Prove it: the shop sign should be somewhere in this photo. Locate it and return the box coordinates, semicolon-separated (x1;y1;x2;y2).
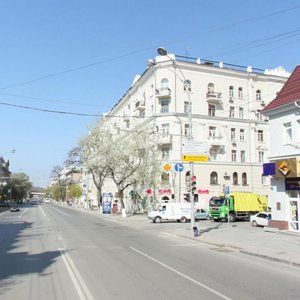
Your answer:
285;177;300;190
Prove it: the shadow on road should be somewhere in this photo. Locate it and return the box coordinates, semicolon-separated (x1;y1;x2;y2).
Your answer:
0;221;62;295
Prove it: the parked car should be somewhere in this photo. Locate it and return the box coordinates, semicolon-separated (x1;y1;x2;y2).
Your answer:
250;212;271;227
10;205;20;212
195;209;211;220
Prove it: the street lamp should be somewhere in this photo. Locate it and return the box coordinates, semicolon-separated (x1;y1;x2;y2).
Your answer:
157;47;196;235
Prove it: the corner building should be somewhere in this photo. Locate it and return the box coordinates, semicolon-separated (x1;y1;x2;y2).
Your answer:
99;53;288;209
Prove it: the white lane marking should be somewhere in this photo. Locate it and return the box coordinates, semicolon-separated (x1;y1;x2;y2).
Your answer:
39;205;47;217
50;205;72;217
130;247;232;300
59;248;95;300
18;208;27;219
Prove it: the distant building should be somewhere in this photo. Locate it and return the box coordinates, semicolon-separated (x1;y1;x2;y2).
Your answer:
92;52;288;210
262;65;300;232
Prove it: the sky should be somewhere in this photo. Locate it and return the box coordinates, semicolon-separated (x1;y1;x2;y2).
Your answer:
1;0;300;187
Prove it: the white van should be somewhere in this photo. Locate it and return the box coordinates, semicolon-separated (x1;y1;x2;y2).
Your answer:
148;202;195;223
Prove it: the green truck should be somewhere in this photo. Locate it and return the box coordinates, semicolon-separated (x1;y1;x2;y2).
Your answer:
209;192;268;222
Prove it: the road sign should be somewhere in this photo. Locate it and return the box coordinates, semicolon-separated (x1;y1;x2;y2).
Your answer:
182;155;209;162
174;163;184;172
163;163;171;173
224;185;230;196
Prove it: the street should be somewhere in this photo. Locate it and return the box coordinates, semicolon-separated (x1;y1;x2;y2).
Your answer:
1;203;300;300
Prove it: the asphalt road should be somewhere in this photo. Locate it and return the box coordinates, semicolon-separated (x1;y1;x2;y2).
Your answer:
1;203;300;300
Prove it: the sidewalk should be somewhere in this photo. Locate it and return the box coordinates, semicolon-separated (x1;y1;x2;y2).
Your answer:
99;211;300;268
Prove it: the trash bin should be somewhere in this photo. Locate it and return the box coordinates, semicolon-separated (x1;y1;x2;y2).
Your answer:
193;226;199;237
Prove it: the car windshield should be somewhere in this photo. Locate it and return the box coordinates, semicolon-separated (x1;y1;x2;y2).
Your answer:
209;197;226;206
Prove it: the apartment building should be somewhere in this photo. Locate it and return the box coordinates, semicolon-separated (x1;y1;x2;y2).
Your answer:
262;65;300;232
97;52;288;209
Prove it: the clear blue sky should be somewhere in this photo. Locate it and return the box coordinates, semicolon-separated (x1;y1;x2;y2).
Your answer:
1;0;299;187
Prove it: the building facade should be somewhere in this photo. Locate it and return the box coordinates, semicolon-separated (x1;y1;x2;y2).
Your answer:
263;65;300;232
95;53;288;210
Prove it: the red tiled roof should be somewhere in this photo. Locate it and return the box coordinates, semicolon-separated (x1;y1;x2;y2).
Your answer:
263;65;300;112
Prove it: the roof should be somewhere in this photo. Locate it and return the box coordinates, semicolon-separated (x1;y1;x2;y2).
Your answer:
263;65;300;112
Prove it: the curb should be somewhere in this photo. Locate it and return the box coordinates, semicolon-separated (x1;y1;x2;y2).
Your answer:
173;232;300;268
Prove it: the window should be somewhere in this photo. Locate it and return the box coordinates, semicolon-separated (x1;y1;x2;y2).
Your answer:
233;172;238;185
161;173;169;185
209;126;216;137
161;147;169;160
161;123;169;134
241;151;246;163
161;78;169;90
239;107;244;119
231;150;237;162
208;104;215;117
184;79;191;92
242;173;247;185
256;90;262;101
240;129;245;141
210;172;218;184
229;107;235;118
258;130;264;142
231;128;236;141
184;124;190;137
238;87;243;99
161;100;169;113
284;122;292;144
256;110;263;121
184;101;190;113
276;202;281;211
258;151;264;163
229;86;234;98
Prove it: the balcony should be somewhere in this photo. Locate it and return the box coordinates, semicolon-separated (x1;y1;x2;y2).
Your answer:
135;100;145;111
156;88;171;99
156;133;172;145
207;135;224;147
206;91;222;104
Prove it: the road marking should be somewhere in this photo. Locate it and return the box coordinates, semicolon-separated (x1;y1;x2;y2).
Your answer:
18;208;27;219
130;247;232;300
51;206;72;217
39;205;47;217
59;248;94;300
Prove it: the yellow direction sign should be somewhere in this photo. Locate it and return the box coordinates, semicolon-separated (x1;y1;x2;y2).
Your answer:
182;155;209;162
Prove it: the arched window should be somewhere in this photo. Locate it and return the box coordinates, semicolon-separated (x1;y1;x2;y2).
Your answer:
210;172;218;184
256;90;261;101
229;86;234;98
242;172;247;185
233;172;238;185
161;78;169;90
207;83;214;93
238;87;243;99
161;172;169;184
184;79;191;92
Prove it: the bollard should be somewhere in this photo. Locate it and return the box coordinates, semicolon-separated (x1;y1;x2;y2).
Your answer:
193;226;199;237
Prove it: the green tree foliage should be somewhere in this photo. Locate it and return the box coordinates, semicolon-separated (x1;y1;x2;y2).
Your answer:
68;184;82;199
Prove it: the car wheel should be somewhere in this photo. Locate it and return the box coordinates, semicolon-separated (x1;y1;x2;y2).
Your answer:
154;216;162;224
206;215;211;220
180;217;187;223
252;220;257;227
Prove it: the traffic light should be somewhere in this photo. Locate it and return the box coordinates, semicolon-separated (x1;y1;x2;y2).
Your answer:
183;193;190;202
191;175;197;195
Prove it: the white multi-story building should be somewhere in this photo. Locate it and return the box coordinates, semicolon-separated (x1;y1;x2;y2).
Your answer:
262;65;300;232
97;52;288;209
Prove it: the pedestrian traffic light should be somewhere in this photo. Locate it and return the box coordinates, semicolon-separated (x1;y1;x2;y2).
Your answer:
191;175;197;195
